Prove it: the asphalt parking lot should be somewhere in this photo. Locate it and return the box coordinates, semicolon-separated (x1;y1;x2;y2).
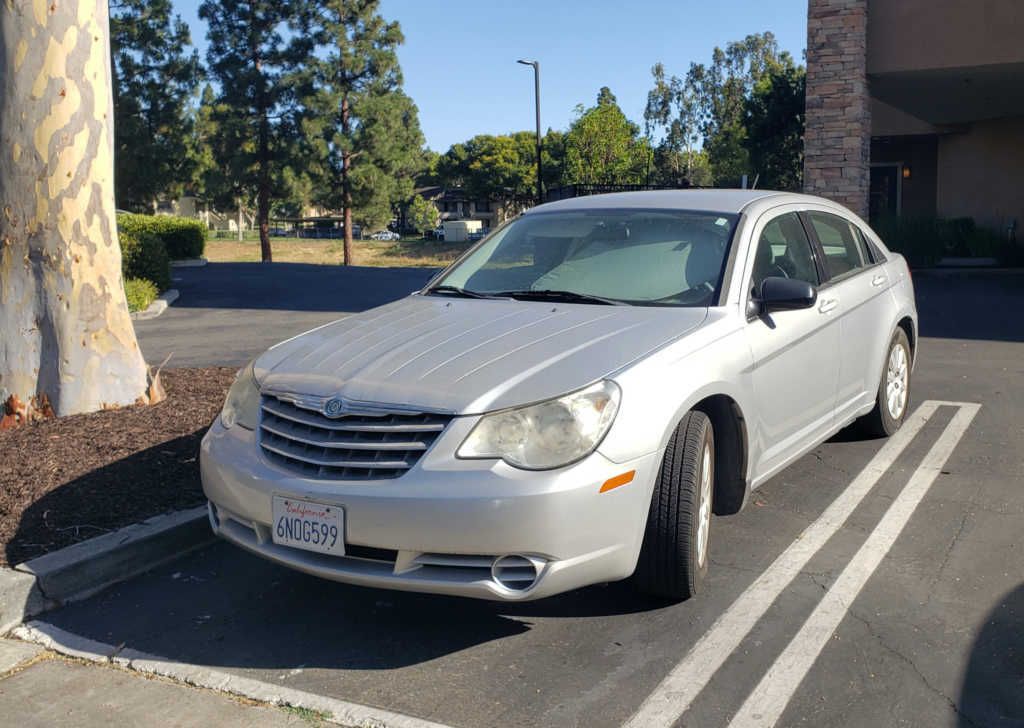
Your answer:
136;263;436;367
31;267;1024;726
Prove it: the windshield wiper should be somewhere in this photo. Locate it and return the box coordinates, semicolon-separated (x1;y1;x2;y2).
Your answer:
427;285;506;300
491;289;627;306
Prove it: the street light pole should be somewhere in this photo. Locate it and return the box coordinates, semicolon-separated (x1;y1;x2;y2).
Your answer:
517;59;543;206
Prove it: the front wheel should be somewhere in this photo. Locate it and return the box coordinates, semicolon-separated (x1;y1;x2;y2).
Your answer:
859;328;912;437
634;411;714;601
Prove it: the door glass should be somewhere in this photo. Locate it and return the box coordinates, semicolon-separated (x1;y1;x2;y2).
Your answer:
751;213;820;294
807;212;870;280
869;166;899;223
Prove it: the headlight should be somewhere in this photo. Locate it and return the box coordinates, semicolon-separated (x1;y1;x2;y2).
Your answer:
457;381;621;470
220;361;260;430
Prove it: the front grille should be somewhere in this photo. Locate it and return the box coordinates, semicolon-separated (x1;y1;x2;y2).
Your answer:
258;395;452;480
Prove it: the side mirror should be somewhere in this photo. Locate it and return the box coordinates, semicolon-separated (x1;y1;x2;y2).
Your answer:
754;276;817;315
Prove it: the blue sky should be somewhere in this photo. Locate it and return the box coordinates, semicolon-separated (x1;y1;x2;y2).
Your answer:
173;0;807;152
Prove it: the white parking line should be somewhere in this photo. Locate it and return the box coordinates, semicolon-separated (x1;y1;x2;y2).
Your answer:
623;400;950;728
728;402;980;728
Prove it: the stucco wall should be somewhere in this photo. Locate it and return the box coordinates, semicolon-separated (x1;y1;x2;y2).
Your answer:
868;0;1024;73
937;117;1024;231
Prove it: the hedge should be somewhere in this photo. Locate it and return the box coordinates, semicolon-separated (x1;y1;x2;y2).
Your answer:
124;278;159;313
120;229;170;292
873;215;1021;268
117;212;206;260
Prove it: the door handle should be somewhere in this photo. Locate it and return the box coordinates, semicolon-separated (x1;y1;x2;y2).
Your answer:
871;274;888;287
818;297;838;314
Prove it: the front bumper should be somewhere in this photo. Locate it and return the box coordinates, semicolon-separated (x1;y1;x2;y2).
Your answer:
200;418;662;601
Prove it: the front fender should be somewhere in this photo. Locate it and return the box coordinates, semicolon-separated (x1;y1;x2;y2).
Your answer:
598;316;755;475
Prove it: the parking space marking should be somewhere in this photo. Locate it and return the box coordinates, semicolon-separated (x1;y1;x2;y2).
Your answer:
728;402;980;728
624;400;951;728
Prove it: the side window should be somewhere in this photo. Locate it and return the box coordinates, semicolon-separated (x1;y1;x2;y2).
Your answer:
807;212;870;280
855;226;886;264
751;213;820;293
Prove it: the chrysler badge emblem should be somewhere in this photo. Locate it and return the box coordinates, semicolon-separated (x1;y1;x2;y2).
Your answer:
323;397;347;418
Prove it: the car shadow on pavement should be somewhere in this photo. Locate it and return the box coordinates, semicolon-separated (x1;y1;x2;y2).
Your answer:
957;582;1024;726
39;540;671;673
169;263;437;313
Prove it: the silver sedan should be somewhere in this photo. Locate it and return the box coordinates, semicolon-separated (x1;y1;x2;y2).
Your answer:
201;190;917;601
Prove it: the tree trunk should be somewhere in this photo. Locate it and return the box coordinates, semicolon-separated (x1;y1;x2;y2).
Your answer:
0;0;149;419
257;110;272;262
341;94;352;266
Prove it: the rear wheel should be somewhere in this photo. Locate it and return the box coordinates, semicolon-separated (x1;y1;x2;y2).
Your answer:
859;328;912;437
634;411;714;601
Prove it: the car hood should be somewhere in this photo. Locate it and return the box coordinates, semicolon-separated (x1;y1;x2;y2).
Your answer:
254;294;708;414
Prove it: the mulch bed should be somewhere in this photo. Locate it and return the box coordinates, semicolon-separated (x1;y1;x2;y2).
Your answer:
0;367;237;566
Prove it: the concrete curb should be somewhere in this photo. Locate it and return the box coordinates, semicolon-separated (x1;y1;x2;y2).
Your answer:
13;621;452;728
0;506;213;634
171;257;208;268
131;288;179;320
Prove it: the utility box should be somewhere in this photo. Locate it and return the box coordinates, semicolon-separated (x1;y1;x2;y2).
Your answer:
442;219;483;242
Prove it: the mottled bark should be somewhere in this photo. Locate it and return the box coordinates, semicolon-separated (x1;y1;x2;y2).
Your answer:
0;0;149;417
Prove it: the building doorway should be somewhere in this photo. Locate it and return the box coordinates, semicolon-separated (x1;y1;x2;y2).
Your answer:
869;163;902;223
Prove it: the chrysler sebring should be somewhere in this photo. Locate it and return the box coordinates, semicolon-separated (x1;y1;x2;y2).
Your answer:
201;190;917;601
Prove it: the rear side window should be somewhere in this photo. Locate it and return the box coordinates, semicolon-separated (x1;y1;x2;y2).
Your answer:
751;213;820;293
807;212;871;280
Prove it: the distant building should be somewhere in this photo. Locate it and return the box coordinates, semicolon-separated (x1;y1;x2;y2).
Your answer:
413;186;500;230
805;0;1023;236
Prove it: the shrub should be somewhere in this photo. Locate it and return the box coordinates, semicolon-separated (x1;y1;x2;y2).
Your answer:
120;229;170;292
117;212;206;259
873;215;1016;267
124;278;159;313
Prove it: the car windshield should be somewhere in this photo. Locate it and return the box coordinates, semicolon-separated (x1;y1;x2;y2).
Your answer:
430;209;738;306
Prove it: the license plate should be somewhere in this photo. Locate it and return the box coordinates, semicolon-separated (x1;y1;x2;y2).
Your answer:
271;496;344;556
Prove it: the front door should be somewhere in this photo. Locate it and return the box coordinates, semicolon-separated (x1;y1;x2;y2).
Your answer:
744;211;840;485
869;164;900;224
804;210;894;422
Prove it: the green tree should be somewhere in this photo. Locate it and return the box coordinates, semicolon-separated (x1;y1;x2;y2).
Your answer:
110;0;201;212
303;0;426;264
647;32;787;187
199;0;312;262
564;88;649;185
405;195;439;234
433;131;565;216
644;62;702;186
744;63;806;191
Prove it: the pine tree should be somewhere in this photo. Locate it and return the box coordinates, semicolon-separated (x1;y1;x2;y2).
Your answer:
110;0;201;211
199;0;312;262
304;0;426;265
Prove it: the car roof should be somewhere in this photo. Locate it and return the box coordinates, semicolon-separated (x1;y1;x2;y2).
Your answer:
525;189;837;216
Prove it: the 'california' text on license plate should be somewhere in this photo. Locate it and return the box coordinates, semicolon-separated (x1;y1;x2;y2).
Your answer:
271;496;345;556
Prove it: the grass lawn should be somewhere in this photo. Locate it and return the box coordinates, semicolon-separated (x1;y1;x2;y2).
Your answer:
203;236;472;268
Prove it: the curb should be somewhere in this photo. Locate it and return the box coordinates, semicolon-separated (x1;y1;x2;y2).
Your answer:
171;257;208;268
13;621;453;728
131;288;179;320
0;506;213;634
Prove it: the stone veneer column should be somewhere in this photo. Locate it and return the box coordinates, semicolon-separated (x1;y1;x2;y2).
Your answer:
804;0;871;219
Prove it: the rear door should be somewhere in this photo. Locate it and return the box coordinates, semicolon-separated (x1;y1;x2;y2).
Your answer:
803;210;893;424
743;210;840;484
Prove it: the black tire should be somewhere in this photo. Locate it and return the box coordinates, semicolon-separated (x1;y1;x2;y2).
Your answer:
634;410;714;601
859;328;912;438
